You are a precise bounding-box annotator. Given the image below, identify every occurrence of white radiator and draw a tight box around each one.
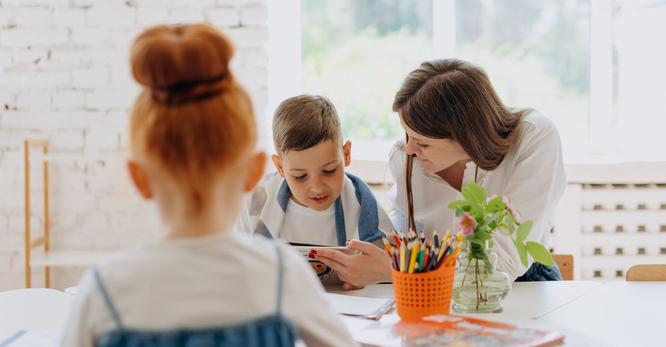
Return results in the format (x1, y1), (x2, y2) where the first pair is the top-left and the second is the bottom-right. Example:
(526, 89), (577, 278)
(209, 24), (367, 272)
(553, 179), (666, 280)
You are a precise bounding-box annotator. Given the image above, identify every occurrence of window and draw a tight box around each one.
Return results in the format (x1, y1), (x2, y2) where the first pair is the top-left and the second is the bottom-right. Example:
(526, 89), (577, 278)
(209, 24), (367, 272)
(301, 0), (432, 159)
(454, 1), (591, 159)
(610, 1), (666, 159)
(269, 0), (666, 163)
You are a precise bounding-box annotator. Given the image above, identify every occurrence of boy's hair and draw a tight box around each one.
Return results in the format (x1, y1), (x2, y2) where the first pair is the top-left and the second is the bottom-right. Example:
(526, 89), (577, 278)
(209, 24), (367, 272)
(129, 24), (256, 212)
(272, 95), (342, 156)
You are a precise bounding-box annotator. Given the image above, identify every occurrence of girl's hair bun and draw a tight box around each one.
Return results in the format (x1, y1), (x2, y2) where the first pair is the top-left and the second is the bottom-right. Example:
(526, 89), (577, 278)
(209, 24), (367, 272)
(130, 24), (234, 104)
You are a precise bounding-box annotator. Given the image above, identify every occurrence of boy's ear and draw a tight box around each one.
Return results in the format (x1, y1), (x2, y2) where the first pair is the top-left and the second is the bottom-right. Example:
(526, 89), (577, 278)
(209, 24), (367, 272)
(342, 140), (352, 167)
(127, 160), (153, 200)
(271, 154), (285, 177)
(244, 151), (267, 192)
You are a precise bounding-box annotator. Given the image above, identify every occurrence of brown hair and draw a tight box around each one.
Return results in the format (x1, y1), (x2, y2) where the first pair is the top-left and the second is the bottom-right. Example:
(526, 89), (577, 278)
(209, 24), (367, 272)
(272, 94), (342, 156)
(393, 59), (527, 230)
(129, 24), (256, 212)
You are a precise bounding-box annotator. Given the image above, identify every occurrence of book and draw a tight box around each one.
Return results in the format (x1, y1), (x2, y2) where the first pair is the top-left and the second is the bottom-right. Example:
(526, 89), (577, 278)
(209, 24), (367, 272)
(322, 293), (394, 320)
(355, 314), (564, 347)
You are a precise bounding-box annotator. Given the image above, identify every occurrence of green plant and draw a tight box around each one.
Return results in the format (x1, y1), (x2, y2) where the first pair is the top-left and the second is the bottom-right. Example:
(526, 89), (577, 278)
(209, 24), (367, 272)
(449, 182), (554, 311)
(448, 182), (554, 270)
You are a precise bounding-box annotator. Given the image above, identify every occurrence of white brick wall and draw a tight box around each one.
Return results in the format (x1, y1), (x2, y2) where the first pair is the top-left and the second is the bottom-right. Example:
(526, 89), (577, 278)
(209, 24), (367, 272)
(0, 0), (269, 290)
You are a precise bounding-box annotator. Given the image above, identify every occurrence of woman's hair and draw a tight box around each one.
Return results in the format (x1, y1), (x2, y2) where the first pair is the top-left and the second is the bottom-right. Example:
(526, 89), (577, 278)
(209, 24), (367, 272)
(272, 94), (342, 156)
(393, 59), (527, 230)
(129, 24), (256, 212)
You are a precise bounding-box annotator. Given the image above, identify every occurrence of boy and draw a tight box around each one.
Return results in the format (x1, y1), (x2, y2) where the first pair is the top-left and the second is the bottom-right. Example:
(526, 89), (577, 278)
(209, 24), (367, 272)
(238, 95), (392, 283)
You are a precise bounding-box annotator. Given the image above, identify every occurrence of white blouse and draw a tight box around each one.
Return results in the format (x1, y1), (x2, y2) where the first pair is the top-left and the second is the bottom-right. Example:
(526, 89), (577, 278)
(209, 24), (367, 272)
(388, 111), (566, 281)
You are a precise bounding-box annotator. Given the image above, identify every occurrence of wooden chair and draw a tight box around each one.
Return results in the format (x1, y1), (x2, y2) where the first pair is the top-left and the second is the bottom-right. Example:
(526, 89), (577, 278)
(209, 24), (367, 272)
(626, 264), (666, 281)
(552, 254), (574, 280)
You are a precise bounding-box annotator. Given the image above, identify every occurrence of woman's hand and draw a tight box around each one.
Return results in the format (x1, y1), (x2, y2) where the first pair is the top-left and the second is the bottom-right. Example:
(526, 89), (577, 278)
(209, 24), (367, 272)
(311, 240), (392, 288)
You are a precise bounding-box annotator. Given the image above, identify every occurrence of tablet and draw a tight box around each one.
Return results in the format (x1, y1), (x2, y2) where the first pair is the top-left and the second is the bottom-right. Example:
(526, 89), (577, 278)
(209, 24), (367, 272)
(286, 242), (360, 284)
(289, 243), (361, 256)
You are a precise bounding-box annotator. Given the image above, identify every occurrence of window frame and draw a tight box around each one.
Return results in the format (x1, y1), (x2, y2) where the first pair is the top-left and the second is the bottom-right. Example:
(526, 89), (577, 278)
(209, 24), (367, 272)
(268, 0), (623, 183)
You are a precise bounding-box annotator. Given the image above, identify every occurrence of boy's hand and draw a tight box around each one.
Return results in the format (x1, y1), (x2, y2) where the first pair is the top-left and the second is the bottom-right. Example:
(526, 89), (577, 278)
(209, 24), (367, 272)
(312, 240), (392, 287)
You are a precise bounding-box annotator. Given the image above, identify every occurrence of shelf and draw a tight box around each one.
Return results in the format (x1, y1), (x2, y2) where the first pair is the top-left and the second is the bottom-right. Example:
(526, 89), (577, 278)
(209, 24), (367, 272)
(30, 250), (119, 267)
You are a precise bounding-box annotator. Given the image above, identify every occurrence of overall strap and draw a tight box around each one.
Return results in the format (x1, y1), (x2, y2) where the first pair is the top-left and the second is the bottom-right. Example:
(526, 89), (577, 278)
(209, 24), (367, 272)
(276, 180), (291, 212)
(255, 221), (273, 239)
(273, 242), (285, 314)
(334, 197), (346, 246)
(346, 172), (383, 243)
(92, 267), (124, 329)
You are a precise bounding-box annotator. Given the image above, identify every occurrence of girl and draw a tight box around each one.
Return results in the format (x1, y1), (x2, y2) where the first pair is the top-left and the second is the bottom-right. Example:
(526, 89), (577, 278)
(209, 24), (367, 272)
(314, 59), (564, 285)
(61, 24), (355, 347)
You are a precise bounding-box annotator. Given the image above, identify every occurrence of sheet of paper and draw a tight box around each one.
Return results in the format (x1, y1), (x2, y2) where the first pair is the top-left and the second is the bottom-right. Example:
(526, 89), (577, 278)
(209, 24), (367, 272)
(323, 293), (394, 320)
(0, 330), (62, 347)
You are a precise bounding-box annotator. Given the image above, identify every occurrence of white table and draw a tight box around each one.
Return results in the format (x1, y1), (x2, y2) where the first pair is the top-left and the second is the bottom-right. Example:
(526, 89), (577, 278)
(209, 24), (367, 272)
(538, 281), (666, 347)
(332, 281), (606, 346)
(2, 282), (664, 346)
(0, 289), (72, 333)
(0, 288), (72, 346)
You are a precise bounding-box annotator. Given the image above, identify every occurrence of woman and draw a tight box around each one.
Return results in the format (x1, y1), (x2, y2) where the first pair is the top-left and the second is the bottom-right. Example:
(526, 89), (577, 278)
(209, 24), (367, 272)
(314, 59), (565, 286)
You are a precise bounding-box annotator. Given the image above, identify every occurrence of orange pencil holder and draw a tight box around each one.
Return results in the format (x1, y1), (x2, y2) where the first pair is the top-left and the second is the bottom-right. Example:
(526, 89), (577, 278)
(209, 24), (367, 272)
(391, 263), (456, 321)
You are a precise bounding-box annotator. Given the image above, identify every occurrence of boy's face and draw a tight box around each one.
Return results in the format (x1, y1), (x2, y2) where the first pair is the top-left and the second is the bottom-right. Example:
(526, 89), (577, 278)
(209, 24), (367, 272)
(272, 140), (352, 211)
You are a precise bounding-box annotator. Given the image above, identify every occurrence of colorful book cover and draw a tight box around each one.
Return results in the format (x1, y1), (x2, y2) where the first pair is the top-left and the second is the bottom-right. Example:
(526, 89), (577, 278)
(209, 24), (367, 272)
(356, 314), (564, 347)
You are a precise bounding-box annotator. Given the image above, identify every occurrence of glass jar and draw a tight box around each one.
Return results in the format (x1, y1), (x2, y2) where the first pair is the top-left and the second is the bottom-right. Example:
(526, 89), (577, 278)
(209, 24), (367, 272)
(451, 240), (511, 313)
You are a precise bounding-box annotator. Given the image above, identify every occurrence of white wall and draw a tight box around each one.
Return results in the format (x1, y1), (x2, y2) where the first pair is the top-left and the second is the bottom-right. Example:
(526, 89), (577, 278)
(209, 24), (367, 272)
(0, 0), (269, 290)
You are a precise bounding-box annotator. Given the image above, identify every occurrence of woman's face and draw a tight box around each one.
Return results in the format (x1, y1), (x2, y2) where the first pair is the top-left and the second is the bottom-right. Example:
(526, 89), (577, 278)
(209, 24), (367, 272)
(400, 117), (470, 173)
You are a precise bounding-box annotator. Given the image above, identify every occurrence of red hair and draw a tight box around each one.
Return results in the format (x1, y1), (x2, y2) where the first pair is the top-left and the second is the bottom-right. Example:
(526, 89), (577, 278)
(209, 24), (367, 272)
(129, 24), (256, 211)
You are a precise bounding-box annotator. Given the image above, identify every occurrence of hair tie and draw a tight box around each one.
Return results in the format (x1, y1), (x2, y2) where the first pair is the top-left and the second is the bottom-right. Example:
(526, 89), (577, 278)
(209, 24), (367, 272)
(150, 72), (230, 105)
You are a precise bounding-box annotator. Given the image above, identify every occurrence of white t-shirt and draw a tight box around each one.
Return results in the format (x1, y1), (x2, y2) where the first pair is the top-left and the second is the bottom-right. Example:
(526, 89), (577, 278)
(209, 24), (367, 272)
(60, 232), (357, 347)
(388, 112), (566, 281)
(282, 199), (338, 246)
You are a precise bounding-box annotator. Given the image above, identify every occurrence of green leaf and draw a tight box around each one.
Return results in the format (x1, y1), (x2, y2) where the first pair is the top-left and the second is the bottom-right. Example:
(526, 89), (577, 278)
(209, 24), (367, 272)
(448, 200), (468, 210)
(461, 182), (487, 205)
(486, 196), (505, 213)
(469, 204), (484, 220)
(526, 241), (554, 267)
(474, 215), (485, 226)
(514, 240), (528, 267)
(507, 215), (516, 230)
(476, 232), (492, 242)
(517, 221), (533, 242)
(469, 238), (484, 245)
